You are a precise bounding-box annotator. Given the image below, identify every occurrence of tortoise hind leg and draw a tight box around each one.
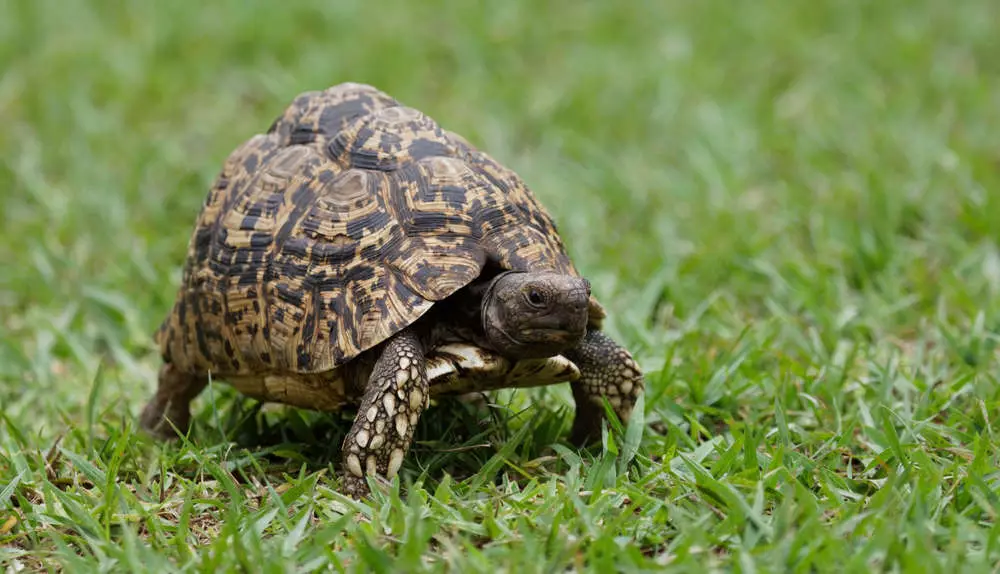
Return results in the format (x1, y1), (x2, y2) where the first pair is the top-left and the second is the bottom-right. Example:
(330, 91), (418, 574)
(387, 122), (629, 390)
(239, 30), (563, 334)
(339, 328), (430, 498)
(563, 330), (644, 446)
(140, 364), (207, 440)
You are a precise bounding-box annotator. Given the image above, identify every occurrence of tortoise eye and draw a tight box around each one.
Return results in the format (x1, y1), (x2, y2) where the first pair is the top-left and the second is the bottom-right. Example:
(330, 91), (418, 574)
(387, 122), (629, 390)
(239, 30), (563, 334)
(527, 288), (545, 306)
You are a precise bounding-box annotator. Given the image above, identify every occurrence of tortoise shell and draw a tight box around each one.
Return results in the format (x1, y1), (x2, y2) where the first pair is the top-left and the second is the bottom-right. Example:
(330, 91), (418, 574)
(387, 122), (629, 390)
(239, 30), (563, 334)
(156, 83), (591, 379)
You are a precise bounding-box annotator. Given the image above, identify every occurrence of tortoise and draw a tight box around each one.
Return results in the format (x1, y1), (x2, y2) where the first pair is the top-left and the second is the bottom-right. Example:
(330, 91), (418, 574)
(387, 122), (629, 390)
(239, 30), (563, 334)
(141, 82), (645, 496)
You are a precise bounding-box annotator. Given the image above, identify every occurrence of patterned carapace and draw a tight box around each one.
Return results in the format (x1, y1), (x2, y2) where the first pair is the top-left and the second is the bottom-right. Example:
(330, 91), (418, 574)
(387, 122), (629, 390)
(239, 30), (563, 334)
(156, 83), (579, 378)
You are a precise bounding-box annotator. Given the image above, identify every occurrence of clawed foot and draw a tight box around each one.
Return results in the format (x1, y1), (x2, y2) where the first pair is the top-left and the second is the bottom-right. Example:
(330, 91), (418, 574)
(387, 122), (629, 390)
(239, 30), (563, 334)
(339, 472), (369, 499)
(564, 330), (645, 450)
(338, 471), (393, 500)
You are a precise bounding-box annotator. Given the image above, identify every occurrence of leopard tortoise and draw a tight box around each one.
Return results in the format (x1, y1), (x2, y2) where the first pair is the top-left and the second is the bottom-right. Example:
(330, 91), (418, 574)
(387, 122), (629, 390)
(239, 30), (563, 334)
(141, 82), (645, 496)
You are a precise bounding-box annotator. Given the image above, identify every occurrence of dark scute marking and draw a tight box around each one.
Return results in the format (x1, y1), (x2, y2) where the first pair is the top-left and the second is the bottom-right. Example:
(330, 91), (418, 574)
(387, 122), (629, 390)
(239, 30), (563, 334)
(243, 202), (263, 218)
(346, 208), (391, 238)
(241, 215), (261, 231)
(263, 264), (279, 283)
(274, 182), (318, 258)
(275, 282), (304, 307)
(289, 127), (316, 145)
(409, 138), (452, 161)
(297, 213), (324, 237)
(377, 129), (403, 150)
(282, 237), (310, 259)
(263, 193), (283, 215)
(233, 249), (249, 266)
(477, 205), (508, 227)
(281, 262), (309, 279)
(249, 233), (272, 249)
(326, 136), (350, 162)
(474, 163), (514, 195)
(410, 210), (460, 233)
(237, 268), (259, 287)
(242, 153), (259, 174)
(373, 296), (390, 320)
(347, 126), (399, 172)
(434, 185), (468, 210)
(319, 100), (372, 137)
(194, 319), (210, 360)
(349, 148), (395, 172)
(301, 305), (317, 343)
(345, 264), (376, 283)
(224, 339), (235, 358)
(350, 285), (369, 330)
(359, 244), (378, 260)
(273, 305), (285, 323)
(177, 297), (188, 329)
(318, 169), (335, 184)
(297, 345), (311, 370)
(409, 262), (443, 291)
(298, 295), (318, 369)
(192, 227), (214, 263)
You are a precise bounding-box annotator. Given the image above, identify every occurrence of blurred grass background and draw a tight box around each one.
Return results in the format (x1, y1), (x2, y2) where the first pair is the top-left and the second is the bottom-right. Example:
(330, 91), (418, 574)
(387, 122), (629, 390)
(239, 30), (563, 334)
(2, 0), (1000, 570)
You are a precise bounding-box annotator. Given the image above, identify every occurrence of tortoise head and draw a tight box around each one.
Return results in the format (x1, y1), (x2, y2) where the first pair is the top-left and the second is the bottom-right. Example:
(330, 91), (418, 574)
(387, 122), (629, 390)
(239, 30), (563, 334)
(481, 271), (591, 359)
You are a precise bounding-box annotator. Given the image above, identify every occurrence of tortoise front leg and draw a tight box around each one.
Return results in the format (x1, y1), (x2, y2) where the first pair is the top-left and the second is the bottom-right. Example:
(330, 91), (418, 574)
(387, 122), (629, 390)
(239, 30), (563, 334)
(339, 328), (429, 498)
(563, 330), (645, 446)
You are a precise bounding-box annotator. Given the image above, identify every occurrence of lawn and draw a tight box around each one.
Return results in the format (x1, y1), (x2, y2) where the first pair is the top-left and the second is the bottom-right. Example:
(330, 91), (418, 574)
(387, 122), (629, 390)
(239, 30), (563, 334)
(2, 0), (1000, 571)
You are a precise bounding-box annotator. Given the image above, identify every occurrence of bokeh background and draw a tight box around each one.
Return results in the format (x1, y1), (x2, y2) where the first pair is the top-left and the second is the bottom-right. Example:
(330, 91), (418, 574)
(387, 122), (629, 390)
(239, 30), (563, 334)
(2, 0), (1000, 570)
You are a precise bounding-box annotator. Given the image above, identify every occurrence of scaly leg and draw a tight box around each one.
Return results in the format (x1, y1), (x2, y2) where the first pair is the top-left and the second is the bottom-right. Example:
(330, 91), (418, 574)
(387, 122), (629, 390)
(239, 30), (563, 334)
(563, 330), (644, 446)
(140, 363), (208, 440)
(339, 328), (429, 498)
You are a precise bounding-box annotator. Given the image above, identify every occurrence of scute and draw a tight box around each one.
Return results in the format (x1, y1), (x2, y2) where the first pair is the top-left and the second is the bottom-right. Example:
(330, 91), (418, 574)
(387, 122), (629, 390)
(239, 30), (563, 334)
(157, 82), (581, 377)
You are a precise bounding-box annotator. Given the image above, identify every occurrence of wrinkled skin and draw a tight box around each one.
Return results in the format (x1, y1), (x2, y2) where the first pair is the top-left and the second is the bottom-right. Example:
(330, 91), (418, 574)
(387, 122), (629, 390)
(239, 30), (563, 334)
(480, 271), (592, 359)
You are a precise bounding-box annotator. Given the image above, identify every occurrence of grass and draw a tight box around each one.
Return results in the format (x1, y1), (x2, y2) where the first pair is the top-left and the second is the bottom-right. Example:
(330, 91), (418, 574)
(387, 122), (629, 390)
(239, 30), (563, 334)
(2, 0), (1000, 570)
